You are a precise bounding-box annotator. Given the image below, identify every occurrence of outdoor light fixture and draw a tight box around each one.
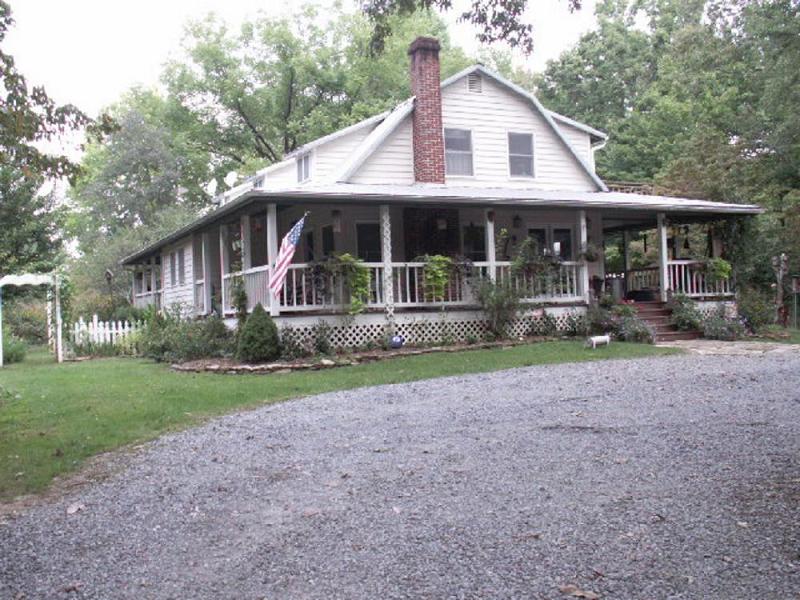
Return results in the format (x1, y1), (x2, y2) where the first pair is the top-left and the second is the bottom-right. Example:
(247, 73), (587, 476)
(486, 210), (495, 223)
(332, 209), (342, 233)
(436, 217), (448, 231)
(512, 215), (522, 229)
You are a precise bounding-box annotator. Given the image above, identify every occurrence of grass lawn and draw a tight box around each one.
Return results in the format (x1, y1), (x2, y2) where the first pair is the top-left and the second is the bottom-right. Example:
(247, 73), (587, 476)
(0, 341), (679, 501)
(748, 326), (800, 344)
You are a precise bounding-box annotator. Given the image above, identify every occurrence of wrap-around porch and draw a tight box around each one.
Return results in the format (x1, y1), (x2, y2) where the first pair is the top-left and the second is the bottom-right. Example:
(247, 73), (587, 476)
(128, 198), (736, 318)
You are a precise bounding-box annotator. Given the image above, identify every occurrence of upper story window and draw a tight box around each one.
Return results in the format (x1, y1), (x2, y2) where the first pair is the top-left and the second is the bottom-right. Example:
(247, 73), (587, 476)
(508, 132), (534, 178)
(296, 153), (311, 182)
(444, 128), (473, 176)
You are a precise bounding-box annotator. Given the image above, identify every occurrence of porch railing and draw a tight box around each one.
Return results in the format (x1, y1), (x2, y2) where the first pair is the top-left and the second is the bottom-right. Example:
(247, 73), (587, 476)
(133, 290), (162, 310)
(626, 267), (660, 292)
(668, 260), (733, 297)
(496, 261), (582, 301)
(222, 265), (271, 314)
(220, 261), (586, 315)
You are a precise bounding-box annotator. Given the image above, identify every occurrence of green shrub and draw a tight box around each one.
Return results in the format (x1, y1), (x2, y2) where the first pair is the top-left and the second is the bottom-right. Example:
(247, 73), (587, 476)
(564, 310), (589, 337)
(280, 326), (312, 360)
(472, 278), (520, 339)
(737, 287), (773, 332)
(617, 316), (655, 344)
(703, 305), (745, 340)
(611, 304), (638, 318)
(140, 312), (233, 363)
(704, 257), (732, 283)
(668, 293), (703, 331)
(2, 333), (27, 364)
(586, 305), (618, 335)
(312, 320), (333, 355)
(237, 304), (280, 363)
(4, 300), (47, 344)
(532, 310), (559, 337)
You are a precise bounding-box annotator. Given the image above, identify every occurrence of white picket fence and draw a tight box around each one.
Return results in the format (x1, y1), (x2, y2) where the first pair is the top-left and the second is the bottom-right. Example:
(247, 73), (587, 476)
(70, 315), (141, 347)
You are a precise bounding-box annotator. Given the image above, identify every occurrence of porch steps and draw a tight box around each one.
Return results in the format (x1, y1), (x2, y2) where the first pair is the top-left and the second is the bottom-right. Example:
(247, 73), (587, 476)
(630, 301), (702, 343)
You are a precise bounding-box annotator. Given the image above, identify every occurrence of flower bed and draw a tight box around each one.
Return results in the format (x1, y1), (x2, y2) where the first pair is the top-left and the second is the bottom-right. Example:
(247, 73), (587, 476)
(171, 337), (554, 374)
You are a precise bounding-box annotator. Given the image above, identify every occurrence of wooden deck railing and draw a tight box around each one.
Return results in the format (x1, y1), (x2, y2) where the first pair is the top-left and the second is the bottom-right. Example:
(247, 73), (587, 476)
(668, 260), (733, 297)
(219, 261), (586, 315)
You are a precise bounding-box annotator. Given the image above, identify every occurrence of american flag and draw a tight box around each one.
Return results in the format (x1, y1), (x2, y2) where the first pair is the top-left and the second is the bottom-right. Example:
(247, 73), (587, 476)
(269, 213), (308, 298)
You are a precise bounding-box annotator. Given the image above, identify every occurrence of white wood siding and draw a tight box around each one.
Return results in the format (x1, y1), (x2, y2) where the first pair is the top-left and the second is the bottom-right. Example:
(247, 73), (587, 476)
(313, 128), (373, 182)
(160, 236), (195, 315)
(264, 161), (296, 186)
(351, 117), (414, 185)
(440, 76), (597, 191)
(554, 121), (592, 169)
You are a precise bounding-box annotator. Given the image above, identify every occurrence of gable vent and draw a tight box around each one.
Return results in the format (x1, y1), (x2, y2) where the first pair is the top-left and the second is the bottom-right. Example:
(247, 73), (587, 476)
(467, 73), (482, 93)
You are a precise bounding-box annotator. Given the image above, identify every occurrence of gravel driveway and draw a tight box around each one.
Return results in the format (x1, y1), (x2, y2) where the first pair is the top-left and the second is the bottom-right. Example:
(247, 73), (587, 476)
(2, 352), (800, 599)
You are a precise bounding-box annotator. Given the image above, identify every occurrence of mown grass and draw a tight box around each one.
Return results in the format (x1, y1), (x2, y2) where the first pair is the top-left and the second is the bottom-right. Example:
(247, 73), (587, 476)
(0, 341), (679, 500)
(749, 326), (800, 344)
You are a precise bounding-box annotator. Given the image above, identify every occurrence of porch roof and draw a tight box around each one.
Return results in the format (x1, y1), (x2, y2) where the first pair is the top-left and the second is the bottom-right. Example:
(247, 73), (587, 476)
(120, 182), (762, 265)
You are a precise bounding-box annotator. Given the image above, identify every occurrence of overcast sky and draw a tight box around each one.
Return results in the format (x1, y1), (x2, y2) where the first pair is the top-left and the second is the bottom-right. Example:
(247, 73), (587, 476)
(6, 0), (598, 117)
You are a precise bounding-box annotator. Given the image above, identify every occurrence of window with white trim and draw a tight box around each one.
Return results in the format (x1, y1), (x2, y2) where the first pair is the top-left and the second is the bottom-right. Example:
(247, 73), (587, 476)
(169, 252), (177, 287)
(296, 153), (311, 182)
(177, 248), (185, 285)
(508, 132), (534, 177)
(444, 128), (473, 176)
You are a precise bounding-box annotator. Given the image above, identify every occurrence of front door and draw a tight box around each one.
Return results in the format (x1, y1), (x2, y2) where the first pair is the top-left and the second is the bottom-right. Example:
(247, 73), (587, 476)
(403, 208), (460, 260)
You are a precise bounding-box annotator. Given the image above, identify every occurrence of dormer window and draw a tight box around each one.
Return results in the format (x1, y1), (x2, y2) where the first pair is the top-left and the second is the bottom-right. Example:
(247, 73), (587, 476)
(467, 73), (482, 93)
(296, 153), (311, 182)
(508, 132), (534, 178)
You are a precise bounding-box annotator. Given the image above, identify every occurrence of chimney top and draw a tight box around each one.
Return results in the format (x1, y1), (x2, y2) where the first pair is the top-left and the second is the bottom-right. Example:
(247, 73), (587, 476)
(408, 36), (441, 55)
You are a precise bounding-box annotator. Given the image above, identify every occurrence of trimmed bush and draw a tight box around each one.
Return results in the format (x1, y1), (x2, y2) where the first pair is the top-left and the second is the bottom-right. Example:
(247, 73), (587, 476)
(668, 293), (703, 331)
(472, 278), (521, 339)
(703, 305), (745, 340)
(2, 333), (27, 363)
(280, 326), (312, 360)
(237, 303), (280, 363)
(617, 316), (655, 344)
(140, 313), (233, 363)
(586, 304), (618, 335)
(312, 320), (333, 355)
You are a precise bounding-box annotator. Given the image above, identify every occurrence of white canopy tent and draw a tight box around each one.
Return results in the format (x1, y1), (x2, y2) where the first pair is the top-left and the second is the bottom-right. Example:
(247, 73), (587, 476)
(0, 273), (63, 366)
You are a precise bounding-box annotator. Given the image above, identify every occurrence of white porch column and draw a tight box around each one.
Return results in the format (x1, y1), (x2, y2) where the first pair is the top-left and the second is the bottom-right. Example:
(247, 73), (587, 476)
(201, 232), (212, 315)
(484, 209), (496, 281)
(622, 230), (632, 294)
(657, 213), (669, 302)
(240, 214), (252, 271)
(578, 210), (591, 303)
(380, 204), (395, 321)
(219, 224), (230, 314)
(266, 203), (279, 317)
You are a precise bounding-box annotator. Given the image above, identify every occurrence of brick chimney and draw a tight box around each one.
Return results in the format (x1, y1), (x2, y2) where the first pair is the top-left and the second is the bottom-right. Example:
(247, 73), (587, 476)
(408, 37), (445, 184)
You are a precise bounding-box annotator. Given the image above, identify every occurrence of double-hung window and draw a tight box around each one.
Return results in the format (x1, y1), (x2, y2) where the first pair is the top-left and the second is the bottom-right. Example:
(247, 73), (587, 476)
(177, 248), (185, 286)
(508, 132), (534, 178)
(444, 128), (473, 176)
(296, 153), (311, 182)
(169, 252), (177, 287)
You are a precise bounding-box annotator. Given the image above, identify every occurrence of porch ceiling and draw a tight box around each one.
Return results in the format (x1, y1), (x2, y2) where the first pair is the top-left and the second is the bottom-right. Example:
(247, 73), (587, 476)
(121, 183), (762, 265)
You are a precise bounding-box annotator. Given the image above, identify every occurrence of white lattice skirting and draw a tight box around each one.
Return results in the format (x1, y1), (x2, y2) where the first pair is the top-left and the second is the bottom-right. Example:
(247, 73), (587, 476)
(229, 307), (588, 350)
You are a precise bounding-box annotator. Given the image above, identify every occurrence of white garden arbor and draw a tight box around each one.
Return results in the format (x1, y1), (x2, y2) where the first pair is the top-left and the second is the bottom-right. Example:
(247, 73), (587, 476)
(0, 273), (64, 366)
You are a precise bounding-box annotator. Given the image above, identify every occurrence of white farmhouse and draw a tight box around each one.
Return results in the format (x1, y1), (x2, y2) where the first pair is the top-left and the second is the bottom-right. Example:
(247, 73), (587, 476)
(122, 37), (761, 347)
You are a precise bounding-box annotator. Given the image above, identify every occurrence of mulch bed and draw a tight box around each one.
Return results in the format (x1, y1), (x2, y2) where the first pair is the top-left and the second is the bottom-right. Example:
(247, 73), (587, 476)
(171, 336), (554, 375)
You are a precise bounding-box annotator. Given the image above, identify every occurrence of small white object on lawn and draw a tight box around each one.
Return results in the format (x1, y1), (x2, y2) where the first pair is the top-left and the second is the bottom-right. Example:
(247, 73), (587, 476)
(587, 335), (611, 349)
